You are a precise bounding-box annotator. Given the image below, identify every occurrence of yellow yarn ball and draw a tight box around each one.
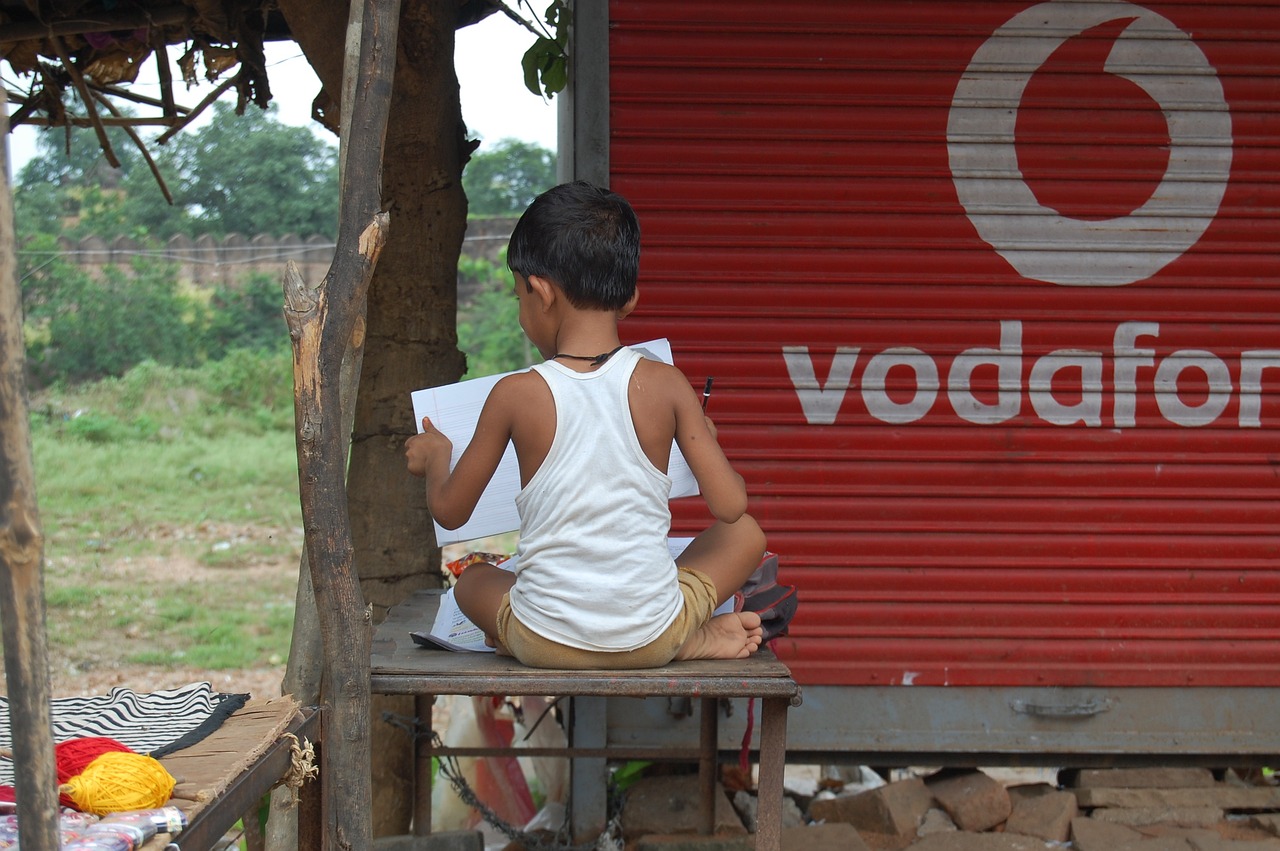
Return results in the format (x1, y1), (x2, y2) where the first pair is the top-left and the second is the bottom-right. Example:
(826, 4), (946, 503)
(58, 751), (176, 816)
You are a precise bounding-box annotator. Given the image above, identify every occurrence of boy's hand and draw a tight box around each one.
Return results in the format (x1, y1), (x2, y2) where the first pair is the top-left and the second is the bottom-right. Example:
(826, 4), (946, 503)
(404, 416), (453, 478)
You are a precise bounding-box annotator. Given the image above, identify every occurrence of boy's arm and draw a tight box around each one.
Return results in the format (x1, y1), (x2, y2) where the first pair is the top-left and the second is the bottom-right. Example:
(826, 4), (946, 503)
(670, 373), (749, 523)
(405, 376), (520, 530)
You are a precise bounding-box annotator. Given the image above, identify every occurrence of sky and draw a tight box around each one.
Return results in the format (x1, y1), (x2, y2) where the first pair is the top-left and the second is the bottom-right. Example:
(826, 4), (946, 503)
(3, 11), (558, 175)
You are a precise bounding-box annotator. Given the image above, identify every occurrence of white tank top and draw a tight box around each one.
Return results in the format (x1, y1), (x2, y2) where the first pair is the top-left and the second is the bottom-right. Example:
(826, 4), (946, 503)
(507, 347), (682, 651)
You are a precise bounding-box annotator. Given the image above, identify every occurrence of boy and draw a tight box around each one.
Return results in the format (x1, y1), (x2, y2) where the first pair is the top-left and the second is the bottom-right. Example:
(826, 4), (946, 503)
(404, 181), (765, 669)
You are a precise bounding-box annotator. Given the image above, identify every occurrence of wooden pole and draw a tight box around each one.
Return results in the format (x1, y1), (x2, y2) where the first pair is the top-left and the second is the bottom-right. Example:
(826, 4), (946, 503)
(282, 0), (399, 846)
(0, 92), (60, 851)
(267, 2), (379, 843)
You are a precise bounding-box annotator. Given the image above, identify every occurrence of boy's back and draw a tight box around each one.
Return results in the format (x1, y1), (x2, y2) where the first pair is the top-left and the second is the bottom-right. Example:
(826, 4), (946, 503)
(503, 346), (684, 651)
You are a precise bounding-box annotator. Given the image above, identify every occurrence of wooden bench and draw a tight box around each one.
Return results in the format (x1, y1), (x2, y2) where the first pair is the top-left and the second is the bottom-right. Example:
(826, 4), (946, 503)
(371, 589), (801, 850)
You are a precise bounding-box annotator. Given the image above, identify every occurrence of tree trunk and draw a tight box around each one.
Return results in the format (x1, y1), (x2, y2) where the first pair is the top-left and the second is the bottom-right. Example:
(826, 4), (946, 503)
(347, 0), (469, 832)
(0, 92), (61, 851)
(273, 0), (470, 839)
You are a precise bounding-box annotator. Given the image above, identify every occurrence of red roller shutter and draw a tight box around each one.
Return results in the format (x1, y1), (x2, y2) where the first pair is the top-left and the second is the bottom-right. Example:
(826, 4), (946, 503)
(609, 0), (1280, 687)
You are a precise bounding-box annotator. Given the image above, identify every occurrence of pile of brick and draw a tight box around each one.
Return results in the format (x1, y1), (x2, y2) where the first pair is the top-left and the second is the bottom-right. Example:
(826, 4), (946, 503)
(619, 766), (1280, 851)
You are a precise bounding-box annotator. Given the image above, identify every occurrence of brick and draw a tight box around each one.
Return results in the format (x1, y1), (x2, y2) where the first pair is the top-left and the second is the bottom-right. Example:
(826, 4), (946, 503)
(1004, 790), (1077, 842)
(1187, 839), (1280, 851)
(781, 822), (872, 851)
(1005, 783), (1055, 804)
(1121, 840), (1195, 851)
(1089, 806), (1224, 829)
(1065, 768), (1217, 789)
(902, 833), (1056, 850)
(1069, 816), (1146, 851)
(807, 776), (934, 847)
(634, 836), (753, 851)
(1073, 786), (1280, 810)
(926, 770), (1012, 832)
(621, 775), (747, 839)
(1251, 814), (1280, 837)
(917, 808), (957, 836)
(730, 789), (807, 833)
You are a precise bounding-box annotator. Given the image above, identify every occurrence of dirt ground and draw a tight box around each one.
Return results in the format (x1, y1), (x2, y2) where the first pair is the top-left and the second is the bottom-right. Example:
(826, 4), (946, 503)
(1, 525), (300, 701)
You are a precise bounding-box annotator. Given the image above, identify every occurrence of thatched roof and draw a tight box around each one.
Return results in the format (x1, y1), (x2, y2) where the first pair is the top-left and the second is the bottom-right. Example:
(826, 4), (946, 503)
(1, 0), (295, 145)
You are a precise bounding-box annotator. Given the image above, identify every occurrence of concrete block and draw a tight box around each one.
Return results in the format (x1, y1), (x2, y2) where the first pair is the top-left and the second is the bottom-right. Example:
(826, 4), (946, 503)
(1065, 768), (1217, 789)
(1004, 789), (1077, 842)
(372, 832), (483, 851)
(781, 822), (872, 851)
(926, 770), (1012, 832)
(807, 776), (933, 847)
(1089, 806), (1224, 829)
(1069, 816), (1146, 851)
(622, 775), (747, 839)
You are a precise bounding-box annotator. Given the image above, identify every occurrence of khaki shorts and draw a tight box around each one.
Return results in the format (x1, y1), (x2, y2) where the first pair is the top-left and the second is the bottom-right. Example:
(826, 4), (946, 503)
(496, 567), (718, 669)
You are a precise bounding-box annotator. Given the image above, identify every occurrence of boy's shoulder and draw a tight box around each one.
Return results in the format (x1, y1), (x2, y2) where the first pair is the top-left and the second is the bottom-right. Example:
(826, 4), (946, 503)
(490, 367), (547, 401)
(632, 354), (687, 384)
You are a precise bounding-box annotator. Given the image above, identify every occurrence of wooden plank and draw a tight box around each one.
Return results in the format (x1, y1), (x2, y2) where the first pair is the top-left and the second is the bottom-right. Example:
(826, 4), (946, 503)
(370, 591), (801, 698)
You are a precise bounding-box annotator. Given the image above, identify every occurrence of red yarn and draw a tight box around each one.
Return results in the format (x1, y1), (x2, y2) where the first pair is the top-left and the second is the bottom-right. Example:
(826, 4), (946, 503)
(55, 737), (134, 809)
(55, 737), (134, 784)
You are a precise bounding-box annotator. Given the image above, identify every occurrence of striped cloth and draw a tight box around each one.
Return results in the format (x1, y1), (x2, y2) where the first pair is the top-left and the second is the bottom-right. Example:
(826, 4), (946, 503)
(0, 682), (247, 785)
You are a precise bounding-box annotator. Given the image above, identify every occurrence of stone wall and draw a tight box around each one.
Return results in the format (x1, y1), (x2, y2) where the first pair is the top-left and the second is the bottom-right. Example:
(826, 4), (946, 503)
(54, 216), (519, 300)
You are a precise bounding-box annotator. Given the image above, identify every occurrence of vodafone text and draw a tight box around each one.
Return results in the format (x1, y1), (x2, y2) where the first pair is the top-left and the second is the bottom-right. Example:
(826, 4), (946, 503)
(783, 321), (1280, 429)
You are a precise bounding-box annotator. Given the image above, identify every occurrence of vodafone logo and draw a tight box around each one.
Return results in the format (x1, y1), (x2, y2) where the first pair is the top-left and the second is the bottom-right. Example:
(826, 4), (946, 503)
(947, 1), (1233, 286)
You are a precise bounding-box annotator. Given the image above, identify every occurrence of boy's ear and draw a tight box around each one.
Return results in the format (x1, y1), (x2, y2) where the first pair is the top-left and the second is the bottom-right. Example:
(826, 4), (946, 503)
(526, 274), (558, 310)
(618, 288), (640, 320)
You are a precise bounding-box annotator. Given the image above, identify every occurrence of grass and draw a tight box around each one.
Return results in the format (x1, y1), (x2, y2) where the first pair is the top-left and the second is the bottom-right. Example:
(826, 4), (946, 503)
(16, 352), (305, 681)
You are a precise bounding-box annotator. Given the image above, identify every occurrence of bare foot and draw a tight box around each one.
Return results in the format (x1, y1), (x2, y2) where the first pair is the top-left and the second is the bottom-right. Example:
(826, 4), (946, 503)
(675, 611), (764, 661)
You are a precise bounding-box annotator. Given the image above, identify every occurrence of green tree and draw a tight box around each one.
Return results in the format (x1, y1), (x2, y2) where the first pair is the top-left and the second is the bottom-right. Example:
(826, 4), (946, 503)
(462, 137), (555, 216)
(457, 277), (533, 378)
(14, 119), (147, 242)
(25, 257), (195, 385)
(14, 101), (339, 242)
(132, 102), (339, 240)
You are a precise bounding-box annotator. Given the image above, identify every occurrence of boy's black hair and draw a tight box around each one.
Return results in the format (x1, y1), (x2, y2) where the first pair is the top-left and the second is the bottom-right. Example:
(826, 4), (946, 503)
(507, 181), (640, 311)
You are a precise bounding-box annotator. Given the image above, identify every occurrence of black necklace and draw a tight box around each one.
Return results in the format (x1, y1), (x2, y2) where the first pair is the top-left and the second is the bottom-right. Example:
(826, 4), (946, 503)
(551, 344), (624, 366)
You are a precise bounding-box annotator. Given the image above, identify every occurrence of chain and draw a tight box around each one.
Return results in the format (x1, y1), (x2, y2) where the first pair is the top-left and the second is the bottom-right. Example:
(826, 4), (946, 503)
(433, 733), (623, 851)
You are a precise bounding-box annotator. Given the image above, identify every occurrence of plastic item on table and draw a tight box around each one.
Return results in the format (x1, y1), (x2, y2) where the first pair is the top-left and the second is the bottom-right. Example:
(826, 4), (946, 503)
(100, 806), (187, 835)
(62, 835), (136, 851)
(59, 810), (100, 830)
(444, 551), (511, 578)
(61, 820), (153, 850)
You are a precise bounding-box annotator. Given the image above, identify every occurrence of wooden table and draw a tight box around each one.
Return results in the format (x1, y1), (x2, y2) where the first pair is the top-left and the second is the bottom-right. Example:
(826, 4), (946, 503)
(148, 696), (321, 850)
(370, 589), (801, 850)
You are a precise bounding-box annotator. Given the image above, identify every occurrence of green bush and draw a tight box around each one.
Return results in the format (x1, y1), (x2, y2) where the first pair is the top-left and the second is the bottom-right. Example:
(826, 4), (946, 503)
(201, 347), (294, 418)
(62, 412), (131, 444)
(202, 273), (291, 358)
(24, 257), (196, 386)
